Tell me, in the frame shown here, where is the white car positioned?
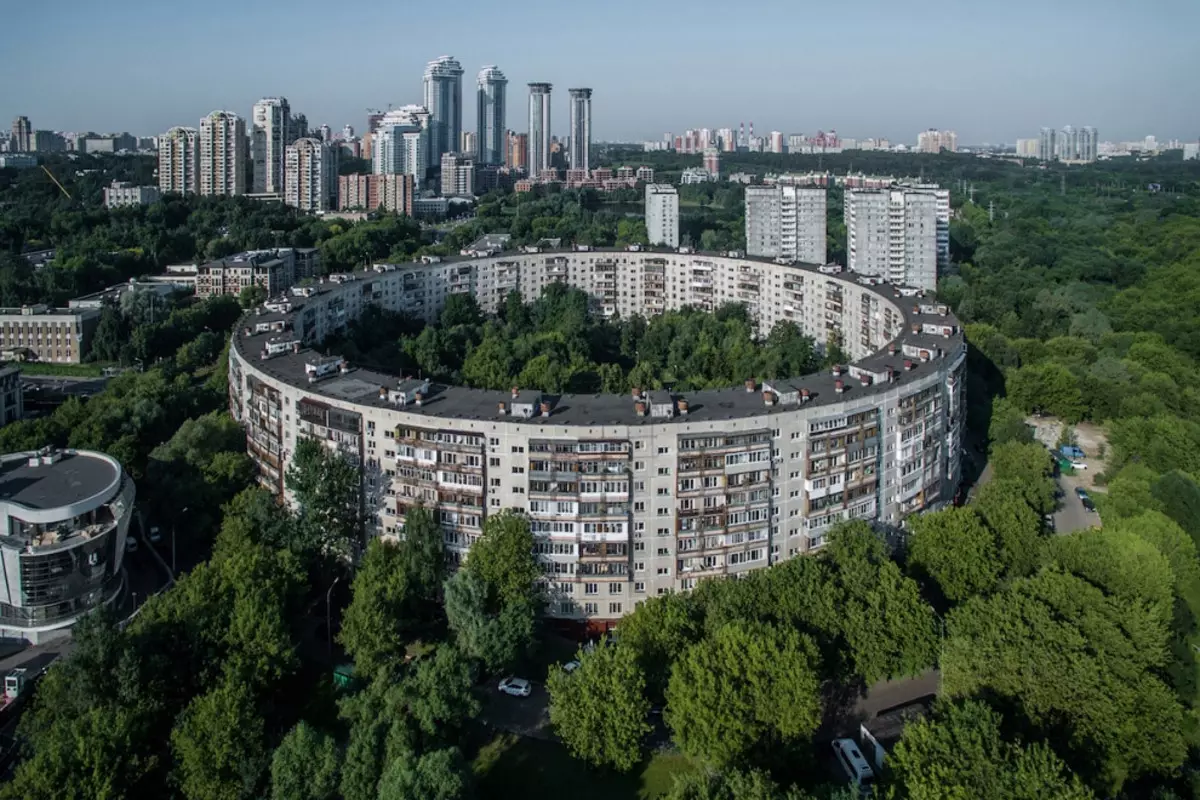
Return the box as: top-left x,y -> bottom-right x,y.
1071,461 -> 1088,470
498,677 -> 531,697
562,660 -> 581,673
148,526 -> 162,543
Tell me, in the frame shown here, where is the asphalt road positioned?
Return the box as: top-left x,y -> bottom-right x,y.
1054,470 -> 1101,535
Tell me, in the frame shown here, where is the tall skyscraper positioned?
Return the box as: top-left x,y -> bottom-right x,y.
198,111 -> 246,196
440,152 -> 475,198
372,107 -> 429,179
568,88 -> 592,172
10,117 -> 31,153
917,129 -> 957,153
476,66 -> 507,166
251,97 -> 292,194
527,83 -> 552,178
1078,126 -> 1098,163
285,138 -> 337,212
744,185 -> 826,264
846,188 -> 940,290
703,148 -> 720,178
460,131 -> 477,155
646,184 -> 679,248
423,55 -> 464,166
1038,127 -> 1057,161
158,127 -> 199,195
508,132 -> 528,171
768,131 -> 785,154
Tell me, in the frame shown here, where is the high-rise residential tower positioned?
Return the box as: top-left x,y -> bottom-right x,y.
476,66 -> 507,166
846,188 -> 941,290
10,117 -> 31,153
198,111 -> 246,196
1078,126 -> 1098,163
744,185 -> 827,264
568,88 -> 592,172
1038,127 -> 1057,161
646,184 -> 679,248
158,127 -> 199,195
251,97 -> 292,194
508,132 -> 528,171
372,107 -> 429,180
423,56 -> 464,166
527,83 -> 552,178
285,138 -> 337,212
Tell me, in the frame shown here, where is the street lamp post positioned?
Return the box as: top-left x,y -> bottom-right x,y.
326,576 -> 341,659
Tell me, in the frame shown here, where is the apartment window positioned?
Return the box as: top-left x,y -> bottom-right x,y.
656,507 -> 669,517
489,437 -> 500,446
584,602 -> 598,615
490,478 -> 501,487
634,502 -> 645,512
634,522 -> 645,533
511,466 -> 525,474
634,582 -> 646,593
609,602 -> 622,615
634,460 -> 645,471
489,457 -> 500,467
634,541 -> 645,552
584,583 -> 598,595
609,583 -> 623,595
656,487 -> 669,496
635,481 -> 645,491
656,566 -> 670,576
490,498 -> 500,507
512,486 -> 524,494
656,547 -> 670,556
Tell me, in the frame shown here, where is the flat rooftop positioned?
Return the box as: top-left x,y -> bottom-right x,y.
0,453 -> 118,511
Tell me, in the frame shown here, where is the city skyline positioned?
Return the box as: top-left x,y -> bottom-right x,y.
4,0 -> 1198,143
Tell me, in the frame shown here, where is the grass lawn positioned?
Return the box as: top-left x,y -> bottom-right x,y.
17,361 -> 116,377
472,731 -> 699,799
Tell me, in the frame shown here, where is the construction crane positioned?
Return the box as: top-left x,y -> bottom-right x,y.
40,165 -> 71,200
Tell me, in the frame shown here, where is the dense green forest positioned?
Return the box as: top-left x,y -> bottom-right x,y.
3,150 -> 1200,799
330,287 -> 827,394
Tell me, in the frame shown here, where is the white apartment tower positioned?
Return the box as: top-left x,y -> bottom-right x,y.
198,111 -> 246,196
1038,127 -> 1057,161
476,66 -> 507,166
440,152 -> 475,198
423,56 -> 464,166
372,107 -> 430,180
744,185 -> 827,264
846,188 -> 941,290
251,97 -> 292,194
527,83 -> 552,178
917,129 -> 957,153
568,88 -> 592,172
158,126 -> 199,195
645,184 -> 679,248
285,138 -> 337,212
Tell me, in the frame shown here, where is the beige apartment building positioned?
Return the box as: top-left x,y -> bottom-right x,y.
0,306 -> 100,364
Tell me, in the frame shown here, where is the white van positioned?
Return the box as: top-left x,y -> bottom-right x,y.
832,738 -> 876,790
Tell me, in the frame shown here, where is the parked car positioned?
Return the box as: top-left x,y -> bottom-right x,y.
497,677 -> 531,697
1043,514 -> 1056,532
1060,445 -> 1086,460
1075,487 -> 1090,500
1070,461 -> 1088,470
1082,497 -> 1097,513
148,525 -> 162,543
124,536 -> 139,553
562,661 -> 581,673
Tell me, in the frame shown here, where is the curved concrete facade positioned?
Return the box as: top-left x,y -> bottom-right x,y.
0,449 -> 134,642
229,249 -> 965,625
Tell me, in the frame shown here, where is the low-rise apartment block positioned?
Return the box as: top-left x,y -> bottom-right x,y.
196,248 -> 321,299
0,305 -> 101,364
103,181 -> 161,209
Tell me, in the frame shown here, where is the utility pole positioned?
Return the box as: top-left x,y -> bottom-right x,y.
968,184 -> 977,204
988,200 -> 995,223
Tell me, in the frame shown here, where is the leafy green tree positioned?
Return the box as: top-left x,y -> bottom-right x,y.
547,644 -> 652,771
615,591 -> 705,701
170,679 -> 267,800
988,397 -> 1033,447
238,284 -> 267,308
376,748 -> 470,800
989,441 -> 1057,515
665,622 -> 822,768
443,566 -> 534,673
465,510 -> 541,611
339,538 -> 415,678
664,767 -> 841,800
285,437 -> 362,557
270,722 -> 342,800
908,507 -> 1002,602
942,570 -> 1186,794
973,479 -> 1045,577
888,700 -> 1094,800
1152,471 -> 1200,546
402,644 -> 481,743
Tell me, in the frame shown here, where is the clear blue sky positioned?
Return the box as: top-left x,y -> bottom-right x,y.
6,0 -> 1198,144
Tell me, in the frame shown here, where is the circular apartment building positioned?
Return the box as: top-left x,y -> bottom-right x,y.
0,448 -> 135,642
229,248 -> 965,628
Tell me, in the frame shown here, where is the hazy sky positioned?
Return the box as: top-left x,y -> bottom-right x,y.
5,0 -> 1198,144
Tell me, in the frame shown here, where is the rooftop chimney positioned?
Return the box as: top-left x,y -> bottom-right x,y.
834,380 -> 845,394
511,386 -> 520,399
497,401 -> 508,416
763,391 -> 775,407
800,388 -> 811,403
745,379 -> 756,393
635,401 -> 647,417
677,398 -> 689,415
904,359 -> 914,371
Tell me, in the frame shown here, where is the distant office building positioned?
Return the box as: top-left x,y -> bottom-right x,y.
159,127 -> 199,195
285,138 -> 338,212
680,167 -> 714,185
1015,138 -> 1039,158
199,111 -> 246,196
1184,143 -> 1200,161
10,117 -> 31,153
440,152 -> 475,197
372,107 -> 429,179
917,129 -> 957,153
30,131 -> 65,153
0,154 -> 36,169
318,124 -> 331,142
460,131 -> 477,156
252,97 -> 292,194
104,181 -> 160,209
508,132 -> 528,171
568,88 -> 592,172
411,197 -> 450,219
703,148 -> 720,179
645,184 -> 679,248
476,66 -> 507,166
1038,127 -> 1058,161
527,83 -> 552,178
0,305 -> 101,363
768,131 -> 785,153
745,185 -> 827,264
338,174 -> 413,216
424,56 -> 464,166
717,127 -> 736,152
846,188 -> 941,290
636,166 -> 654,183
